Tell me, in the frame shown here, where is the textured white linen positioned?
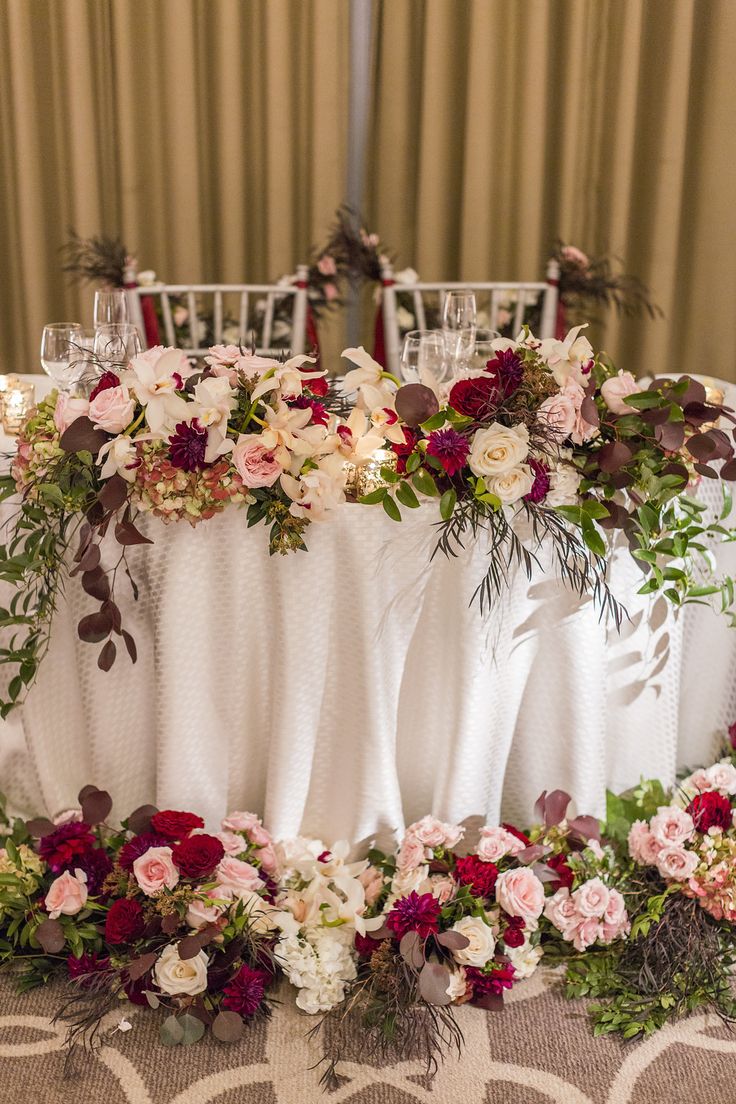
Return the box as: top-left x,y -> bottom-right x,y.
0,374 -> 734,841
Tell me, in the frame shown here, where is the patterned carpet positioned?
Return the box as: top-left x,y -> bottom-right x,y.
1,968 -> 734,1104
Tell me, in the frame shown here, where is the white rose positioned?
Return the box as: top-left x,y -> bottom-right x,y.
704,761 -> 736,795
506,938 -> 544,979
450,916 -> 496,967
545,462 -> 581,507
445,967 -> 468,1001
469,422 -> 529,477
153,945 -> 208,996
600,371 -> 639,415
486,464 -> 535,505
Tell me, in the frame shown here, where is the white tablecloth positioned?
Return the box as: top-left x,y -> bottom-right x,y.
1,375 -> 735,842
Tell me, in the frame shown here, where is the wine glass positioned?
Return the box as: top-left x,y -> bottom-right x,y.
400,330 -> 449,384
93,323 -> 141,367
40,323 -> 84,388
442,290 -> 477,374
94,289 -> 129,328
468,328 -> 500,374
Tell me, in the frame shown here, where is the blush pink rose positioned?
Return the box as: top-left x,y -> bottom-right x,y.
232,435 -> 282,489
186,885 -> 232,929
317,255 -> 337,276
544,887 -> 577,931
255,843 -> 278,875
567,915 -> 601,952
405,815 -> 464,851
429,874 -> 457,906
601,889 -> 630,942
221,811 -> 272,845
600,371 -> 639,415
89,385 -> 135,434
53,393 -> 89,435
217,831 -> 246,856
496,867 -> 545,921
132,846 -> 180,895
538,390 -> 577,438
358,866 -> 384,906
215,855 -> 264,894
396,836 -> 427,872
628,820 -> 662,865
655,846 -> 699,881
45,869 -> 88,919
476,826 -> 525,863
704,761 -> 736,795
572,877 -> 610,919
650,806 -> 695,848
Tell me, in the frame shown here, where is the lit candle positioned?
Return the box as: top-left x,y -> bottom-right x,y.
2,381 -> 34,435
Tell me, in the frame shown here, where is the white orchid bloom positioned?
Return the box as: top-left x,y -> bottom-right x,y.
261,401 -> 328,466
98,434 -> 146,483
537,324 -> 594,387
329,408 -> 387,463
281,454 -> 347,520
192,376 -> 237,462
126,347 -> 193,436
339,346 -> 386,396
250,355 -> 322,402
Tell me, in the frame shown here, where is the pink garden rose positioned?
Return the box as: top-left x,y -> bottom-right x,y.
655,846 -> 699,882
572,877 -> 610,919
215,855 -> 264,894
628,820 -> 662,865
396,836 -> 427,872
600,371 -> 639,415
476,826 -> 525,863
232,434 -> 282,489
704,761 -> 736,795
567,915 -> 603,952
317,254 -> 337,276
561,245 -> 590,268
53,393 -> 89,435
132,846 -> 180,895
650,806 -> 695,848
544,887 -> 577,931
217,831 -> 246,856
45,869 -> 88,919
186,885 -> 232,929
428,874 -> 457,906
601,888 -> 630,941
404,815 -> 464,851
88,385 -> 135,434
358,865 -> 384,907
495,867 -> 545,921
221,811 -> 272,848
538,390 -> 577,439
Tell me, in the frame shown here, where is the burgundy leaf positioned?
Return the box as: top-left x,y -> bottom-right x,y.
720,459 -> 736,481
85,501 -> 105,527
535,789 -> 571,827
436,930 -> 470,951
73,522 -> 93,562
122,630 -> 138,664
684,402 -> 716,427
654,422 -> 686,452
25,816 -> 56,837
127,803 -> 158,835
102,600 -> 122,634
609,471 -> 633,490
516,843 -> 551,864
161,913 -> 180,934
77,609 -> 113,643
98,474 -> 129,513
399,930 -> 425,969
36,918 -> 65,954
394,384 -> 440,428
640,406 -> 671,426
178,927 -> 218,960
81,788 -> 113,824
115,520 -> 153,546
369,924 -> 392,941
77,784 -> 99,804
212,1011 -> 245,1043
597,442 -> 633,474
126,951 -> 157,981
686,433 -> 718,461
427,858 -> 451,874
81,567 -> 111,603
418,961 -> 452,1006
60,417 -> 108,456
662,461 -> 690,482
79,544 -> 101,573
568,815 -> 602,845
580,397 -> 599,427
693,462 -> 719,479
97,639 -> 117,671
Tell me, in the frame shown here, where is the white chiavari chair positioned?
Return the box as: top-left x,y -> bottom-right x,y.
126,266 -> 310,359
378,260 -> 560,377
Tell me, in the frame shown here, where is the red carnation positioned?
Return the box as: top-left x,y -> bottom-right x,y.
545,852 -> 574,891
466,962 -> 515,999
221,965 -> 268,1018
454,855 -> 498,898
386,891 -> 441,940
172,833 -> 224,879
290,394 -> 328,426
303,374 -> 329,398
686,791 -> 733,833
390,426 -> 419,473
105,898 -> 145,944
118,832 -> 170,870
38,822 -> 97,873
89,371 -> 121,401
354,932 -> 383,958
150,810 -> 204,840
426,428 -> 470,476
448,375 -> 500,420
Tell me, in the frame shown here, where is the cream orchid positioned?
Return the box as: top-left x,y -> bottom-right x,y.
339,346 -> 388,396
261,401 -> 329,466
250,355 -> 323,402
125,347 -> 194,436
98,434 -> 146,483
330,408 -> 387,463
280,453 -> 347,520
537,325 -> 595,387
191,376 -> 237,462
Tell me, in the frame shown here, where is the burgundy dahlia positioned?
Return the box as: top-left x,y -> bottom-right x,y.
386,891 -> 441,940
686,791 -> 733,833
118,832 -> 171,871
524,458 -> 551,504
67,952 -> 110,987
150,809 -> 205,840
74,847 -> 113,895
486,348 -> 524,397
38,822 -> 97,872
426,428 -> 470,477
168,419 -> 207,472
221,965 -> 268,1018
448,375 -> 500,420
172,833 -> 225,879
105,897 -> 145,944
290,394 -> 328,426
466,962 -> 516,999
454,855 -> 498,898
89,371 -> 121,401
545,852 -> 574,892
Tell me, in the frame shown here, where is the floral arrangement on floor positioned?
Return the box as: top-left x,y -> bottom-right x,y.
3,326 -> 736,713
1,739 -> 733,1083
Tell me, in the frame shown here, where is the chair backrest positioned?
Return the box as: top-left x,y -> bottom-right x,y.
126,266 -> 310,358
379,260 -> 560,377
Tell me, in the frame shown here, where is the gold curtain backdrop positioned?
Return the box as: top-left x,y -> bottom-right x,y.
1,0 -> 735,380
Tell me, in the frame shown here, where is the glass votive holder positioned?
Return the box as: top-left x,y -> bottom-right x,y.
2,381 -> 35,435
356,449 -> 398,498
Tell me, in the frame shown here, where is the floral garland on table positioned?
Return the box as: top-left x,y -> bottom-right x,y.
3,327 -> 736,713
1,738 -> 734,1082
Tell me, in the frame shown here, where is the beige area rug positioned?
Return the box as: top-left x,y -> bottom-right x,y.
1,968 -> 734,1104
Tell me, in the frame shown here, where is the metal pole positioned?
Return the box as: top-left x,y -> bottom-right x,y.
346,0 -> 373,346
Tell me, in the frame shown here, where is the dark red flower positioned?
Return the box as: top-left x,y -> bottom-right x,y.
303,374 -> 329,398
290,394 -> 328,426
172,833 -> 224,879
524,458 -> 551,504
728,722 -> 736,750
426,428 -> 470,477
74,848 -> 113,895
466,962 -> 516,999
502,917 -> 526,948
485,348 -> 524,398
686,792 -> 733,833
386,891 -> 441,940
150,810 -> 205,840
118,832 -> 171,871
390,426 -> 419,473
355,932 -> 383,958
454,855 -> 498,898
89,371 -> 121,401
105,898 -> 145,944
502,823 -> 531,847
169,420 -> 207,471
67,952 -> 110,988
545,852 -> 574,892
123,971 -> 149,1005
448,375 -> 500,420
38,822 -> 97,873
221,965 -> 268,1017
